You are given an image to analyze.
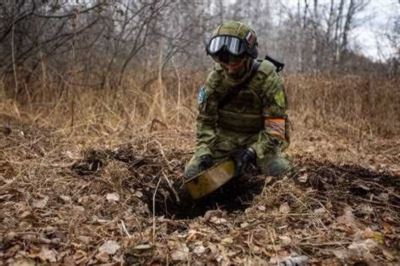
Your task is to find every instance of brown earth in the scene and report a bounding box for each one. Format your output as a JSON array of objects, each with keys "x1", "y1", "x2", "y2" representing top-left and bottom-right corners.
[{"x1": 1, "y1": 109, "x2": 399, "y2": 265}]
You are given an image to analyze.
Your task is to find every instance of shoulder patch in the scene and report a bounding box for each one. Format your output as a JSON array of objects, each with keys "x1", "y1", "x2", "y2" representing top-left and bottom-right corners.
[
  {"x1": 258, "y1": 60, "x2": 276, "y2": 76},
  {"x1": 274, "y1": 89, "x2": 285, "y2": 107},
  {"x1": 197, "y1": 86, "x2": 207, "y2": 104}
]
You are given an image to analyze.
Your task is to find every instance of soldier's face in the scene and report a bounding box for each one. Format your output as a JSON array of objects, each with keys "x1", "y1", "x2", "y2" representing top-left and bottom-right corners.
[
  {"x1": 221, "y1": 58, "x2": 246, "y2": 74},
  {"x1": 220, "y1": 56, "x2": 247, "y2": 75}
]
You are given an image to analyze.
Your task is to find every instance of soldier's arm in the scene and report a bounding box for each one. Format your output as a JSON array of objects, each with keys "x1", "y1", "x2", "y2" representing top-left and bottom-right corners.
[
  {"x1": 195, "y1": 72, "x2": 219, "y2": 157},
  {"x1": 249, "y1": 70, "x2": 290, "y2": 159}
]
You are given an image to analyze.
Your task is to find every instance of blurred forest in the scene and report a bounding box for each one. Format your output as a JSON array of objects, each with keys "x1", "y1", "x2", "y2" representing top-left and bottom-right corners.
[
  {"x1": 1, "y1": 1, "x2": 400, "y2": 265},
  {"x1": 0, "y1": 0, "x2": 399, "y2": 98}
]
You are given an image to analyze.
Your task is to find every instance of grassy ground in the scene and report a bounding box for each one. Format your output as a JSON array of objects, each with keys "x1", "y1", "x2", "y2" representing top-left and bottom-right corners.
[{"x1": 0, "y1": 74, "x2": 399, "y2": 265}]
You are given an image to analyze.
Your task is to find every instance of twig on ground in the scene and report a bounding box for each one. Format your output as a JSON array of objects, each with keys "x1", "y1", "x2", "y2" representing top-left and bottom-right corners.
[
  {"x1": 162, "y1": 171, "x2": 180, "y2": 203},
  {"x1": 152, "y1": 176, "x2": 162, "y2": 242},
  {"x1": 120, "y1": 219, "x2": 132, "y2": 238}
]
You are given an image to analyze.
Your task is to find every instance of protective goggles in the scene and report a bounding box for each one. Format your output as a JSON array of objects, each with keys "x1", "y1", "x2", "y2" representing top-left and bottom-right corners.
[{"x1": 206, "y1": 35, "x2": 247, "y2": 56}]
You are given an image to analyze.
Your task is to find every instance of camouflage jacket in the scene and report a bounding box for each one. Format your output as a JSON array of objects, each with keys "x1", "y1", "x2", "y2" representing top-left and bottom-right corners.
[{"x1": 195, "y1": 59, "x2": 290, "y2": 160}]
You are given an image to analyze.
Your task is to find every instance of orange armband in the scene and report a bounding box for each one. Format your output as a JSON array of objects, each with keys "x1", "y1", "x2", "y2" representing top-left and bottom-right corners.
[{"x1": 265, "y1": 117, "x2": 286, "y2": 140}]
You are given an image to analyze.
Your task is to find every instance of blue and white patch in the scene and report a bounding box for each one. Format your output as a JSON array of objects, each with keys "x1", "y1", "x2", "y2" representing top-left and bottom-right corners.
[{"x1": 197, "y1": 86, "x2": 207, "y2": 104}]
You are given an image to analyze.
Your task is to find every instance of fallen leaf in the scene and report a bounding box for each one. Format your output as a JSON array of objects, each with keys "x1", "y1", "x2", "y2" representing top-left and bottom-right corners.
[
  {"x1": 363, "y1": 228, "x2": 384, "y2": 245},
  {"x1": 279, "y1": 235, "x2": 292, "y2": 246},
  {"x1": 298, "y1": 173, "x2": 308, "y2": 183},
  {"x1": 71, "y1": 205, "x2": 85, "y2": 214},
  {"x1": 29, "y1": 246, "x2": 57, "y2": 263},
  {"x1": 193, "y1": 245, "x2": 206, "y2": 255},
  {"x1": 20, "y1": 211, "x2": 31, "y2": 218},
  {"x1": 314, "y1": 208, "x2": 326, "y2": 215},
  {"x1": 99, "y1": 240, "x2": 120, "y2": 255},
  {"x1": 270, "y1": 255, "x2": 308, "y2": 265},
  {"x1": 73, "y1": 250, "x2": 88, "y2": 264},
  {"x1": 38, "y1": 246, "x2": 57, "y2": 262},
  {"x1": 106, "y1": 192, "x2": 120, "y2": 202},
  {"x1": 257, "y1": 205, "x2": 266, "y2": 211},
  {"x1": 133, "y1": 244, "x2": 152, "y2": 250},
  {"x1": 65, "y1": 150, "x2": 80, "y2": 160},
  {"x1": 171, "y1": 243, "x2": 189, "y2": 261},
  {"x1": 210, "y1": 216, "x2": 227, "y2": 224},
  {"x1": 221, "y1": 237, "x2": 233, "y2": 245},
  {"x1": 359, "y1": 204, "x2": 374, "y2": 215},
  {"x1": 59, "y1": 195, "x2": 71, "y2": 203},
  {"x1": 203, "y1": 210, "x2": 223, "y2": 221},
  {"x1": 279, "y1": 202, "x2": 290, "y2": 214},
  {"x1": 32, "y1": 196, "x2": 48, "y2": 209},
  {"x1": 378, "y1": 193, "x2": 389, "y2": 201},
  {"x1": 77, "y1": 235, "x2": 91, "y2": 244},
  {"x1": 337, "y1": 206, "x2": 355, "y2": 227},
  {"x1": 134, "y1": 191, "x2": 143, "y2": 198},
  {"x1": 348, "y1": 239, "x2": 378, "y2": 258},
  {"x1": 332, "y1": 248, "x2": 348, "y2": 261},
  {"x1": 240, "y1": 222, "x2": 249, "y2": 228},
  {"x1": 95, "y1": 251, "x2": 109, "y2": 263}
]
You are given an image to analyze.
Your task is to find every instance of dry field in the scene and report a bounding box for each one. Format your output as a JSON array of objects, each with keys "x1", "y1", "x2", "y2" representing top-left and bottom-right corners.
[{"x1": 0, "y1": 74, "x2": 399, "y2": 265}]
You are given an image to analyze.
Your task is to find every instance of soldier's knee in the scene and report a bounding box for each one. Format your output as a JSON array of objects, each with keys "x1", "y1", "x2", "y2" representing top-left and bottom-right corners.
[{"x1": 259, "y1": 156, "x2": 292, "y2": 177}]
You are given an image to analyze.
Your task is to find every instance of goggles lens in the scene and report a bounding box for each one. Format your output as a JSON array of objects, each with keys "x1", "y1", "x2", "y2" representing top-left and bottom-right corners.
[{"x1": 207, "y1": 36, "x2": 246, "y2": 56}]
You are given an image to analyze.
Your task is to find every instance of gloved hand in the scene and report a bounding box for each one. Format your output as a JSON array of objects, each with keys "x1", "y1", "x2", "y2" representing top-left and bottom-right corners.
[
  {"x1": 198, "y1": 154, "x2": 214, "y2": 172},
  {"x1": 233, "y1": 148, "x2": 256, "y2": 177}
]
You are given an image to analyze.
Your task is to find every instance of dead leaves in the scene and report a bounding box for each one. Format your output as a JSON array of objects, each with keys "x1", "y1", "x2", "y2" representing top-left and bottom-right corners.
[
  {"x1": 270, "y1": 255, "x2": 309, "y2": 266},
  {"x1": 99, "y1": 240, "x2": 120, "y2": 255},
  {"x1": 106, "y1": 192, "x2": 120, "y2": 202},
  {"x1": 31, "y1": 196, "x2": 49, "y2": 209},
  {"x1": 30, "y1": 246, "x2": 58, "y2": 263},
  {"x1": 170, "y1": 242, "x2": 189, "y2": 261},
  {"x1": 279, "y1": 202, "x2": 291, "y2": 215},
  {"x1": 336, "y1": 206, "x2": 356, "y2": 228},
  {"x1": 94, "y1": 240, "x2": 121, "y2": 263},
  {"x1": 2, "y1": 125, "x2": 400, "y2": 265},
  {"x1": 333, "y1": 239, "x2": 379, "y2": 263}
]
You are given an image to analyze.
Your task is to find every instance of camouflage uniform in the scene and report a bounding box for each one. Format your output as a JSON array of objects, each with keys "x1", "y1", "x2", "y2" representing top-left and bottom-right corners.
[{"x1": 185, "y1": 21, "x2": 291, "y2": 178}]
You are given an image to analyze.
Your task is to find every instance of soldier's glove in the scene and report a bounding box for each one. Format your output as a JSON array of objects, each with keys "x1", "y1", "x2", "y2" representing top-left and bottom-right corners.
[
  {"x1": 233, "y1": 148, "x2": 256, "y2": 178},
  {"x1": 198, "y1": 154, "x2": 214, "y2": 172}
]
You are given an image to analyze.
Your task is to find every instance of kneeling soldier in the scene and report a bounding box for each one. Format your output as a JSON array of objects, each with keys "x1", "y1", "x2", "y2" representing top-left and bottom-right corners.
[{"x1": 185, "y1": 21, "x2": 292, "y2": 179}]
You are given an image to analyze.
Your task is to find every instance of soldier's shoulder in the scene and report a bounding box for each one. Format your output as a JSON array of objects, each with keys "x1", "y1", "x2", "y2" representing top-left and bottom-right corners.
[
  {"x1": 257, "y1": 59, "x2": 277, "y2": 77},
  {"x1": 205, "y1": 64, "x2": 224, "y2": 89}
]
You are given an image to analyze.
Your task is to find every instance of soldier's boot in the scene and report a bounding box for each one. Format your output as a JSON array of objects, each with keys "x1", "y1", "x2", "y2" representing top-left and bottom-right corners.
[{"x1": 257, "y1": 153, "x2": 292, "y2": 177}]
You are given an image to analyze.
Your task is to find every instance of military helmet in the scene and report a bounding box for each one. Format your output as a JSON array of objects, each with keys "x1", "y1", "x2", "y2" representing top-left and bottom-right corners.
[{"x1": 206, "y1": 21, "x2": 258, "y2": 61}]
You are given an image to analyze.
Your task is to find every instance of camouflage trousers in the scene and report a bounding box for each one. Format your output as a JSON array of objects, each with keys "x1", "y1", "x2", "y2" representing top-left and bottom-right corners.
[{"x1": 184, "y1": 149, "x2": 292, "y2": 179}]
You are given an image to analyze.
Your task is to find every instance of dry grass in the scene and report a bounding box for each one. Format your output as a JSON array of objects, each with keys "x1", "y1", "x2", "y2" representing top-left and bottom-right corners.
[
  {"x1": 0, "y1": 72, "x2": 399, "y2": 265},
  {"x1": 285, "y1": 74, "x2": 400, "y2": 137}
]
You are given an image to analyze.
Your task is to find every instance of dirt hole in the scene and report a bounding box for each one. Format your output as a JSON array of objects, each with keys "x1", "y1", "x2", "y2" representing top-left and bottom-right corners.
[
  {"x1": 140, "y1": 175, "x2": 267, "y2": 220},
  {"x1": 71, "y1": 146, "x2": 268, "y2": 220}
]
